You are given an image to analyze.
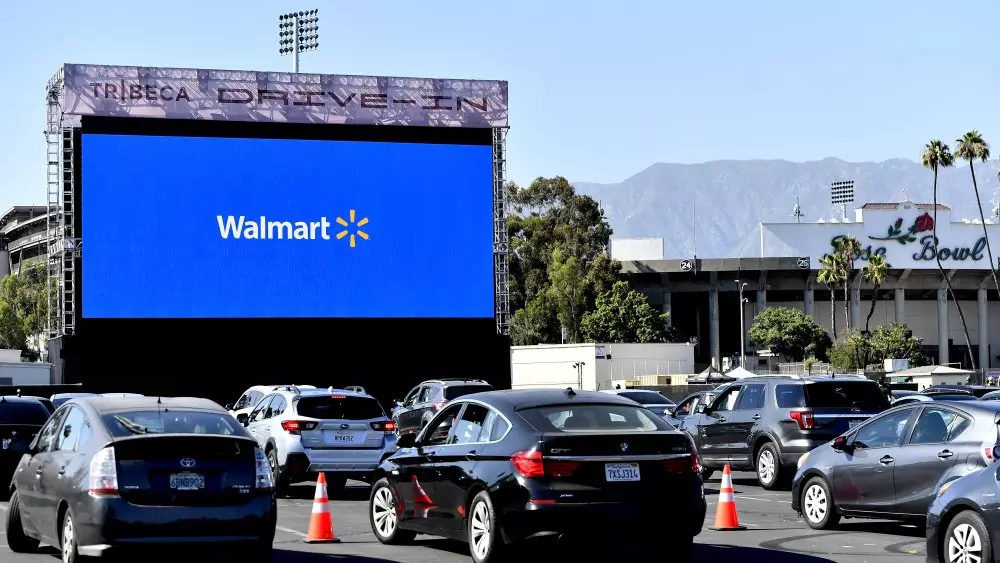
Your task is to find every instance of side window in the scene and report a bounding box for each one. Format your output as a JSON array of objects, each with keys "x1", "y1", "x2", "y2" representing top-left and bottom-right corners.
[
  {"x1": 249, "y1": 395, "x2": 276, "y2": 423},
  {"x1": 421, "y1": 404, "x2": 463, "y2": 446},
  {"x1": 675, "y1": 398, "x2": 696, "y2": 416},
  {"x1": 852, "y1": 408, "x2": 914, "y2": 449},
  {"x1": 234, "y1": 393, "x2": 250, "y2": 410},
  {"x1": 909, "y1": 407, "x2": 970, "y2": 445},
  {"x1": 403, "y1": 387, "x2": 422, "y2": 407},
  {"x1": 57, "y1": 407, "x2": 89, "y2": 452},
  {"x1": 736, "y1": 384, "x2": 766, "y2": 410},
  {"x1": 714, "y1": 387, "x2": 742, "y2": 412},
  {"x1": 33, "y1": 409, "x2": 67, "y2": 454},
  {"x1": 450, "y1": 404, "x2": 490, "y2": 445},
  {"x1": 490, "y1": 414, "x2": 511, "y2": 441},
  {"x1": 775, "y1": 385, "x2": 806, "y2": 408},
  {"x1": 271, "y1": 397, "x2": 288, "y2": 418},
  {"x1": 427, "y1": 386, "x2": 445, "y2": 402}
]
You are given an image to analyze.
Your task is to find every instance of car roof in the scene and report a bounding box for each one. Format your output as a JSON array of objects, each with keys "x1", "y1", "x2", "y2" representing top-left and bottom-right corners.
[
  {"x1": 77, "y1": 396, "x2": 226, "y2": 413},
  {"x1": 51, "y1": 392, "x2": 97, "y2": 399},
  {"x1": 425, "y1": 379, "x2": 491, "y2": 386},
  {"x1": 294, "y1": 388, "x2": 373, "y2": 399},
  {"x1": 458, "y1": 388, "x2": 638, "y2": 411},
  {"x1": 0, "y1": 396, "x2": 48, "y2": 405}
]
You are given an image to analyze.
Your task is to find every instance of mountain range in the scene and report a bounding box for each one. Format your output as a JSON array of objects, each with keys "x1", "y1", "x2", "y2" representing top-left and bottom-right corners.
[{"x1": 573, "y1": 158, "x2": 1000, "y2": 259}]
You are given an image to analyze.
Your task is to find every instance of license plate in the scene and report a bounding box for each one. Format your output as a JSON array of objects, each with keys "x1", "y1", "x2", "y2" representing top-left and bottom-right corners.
[
  {"x1": 605, "y1": 463, "x2": 641, "y2": 482},
  {"x1": 326, "y1": 431, "x2": 357, "y2": 444},
  {"x1": 848, "y1": 420, "x2": 862, "y2": 429},
  {"x1": 169, "y1": 473, "x2": 205, "y2": 491},
  {"x1": 1, "y1": 439, "x2": 9, "y2": 450}
]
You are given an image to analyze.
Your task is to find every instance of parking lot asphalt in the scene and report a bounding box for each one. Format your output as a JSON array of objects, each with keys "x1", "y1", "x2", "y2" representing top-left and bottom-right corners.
[{"x1": 0, "y1": 472, "x2": 929, "y2": 563}]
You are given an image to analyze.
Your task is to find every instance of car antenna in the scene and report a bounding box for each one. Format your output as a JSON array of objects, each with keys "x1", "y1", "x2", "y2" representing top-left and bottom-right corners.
[
  {"x1": 565, "y1": 387, "x2": 576, "y2": 397},
  {"x1": 15, "y1": 389, "x2": 21, "y2": 398}
]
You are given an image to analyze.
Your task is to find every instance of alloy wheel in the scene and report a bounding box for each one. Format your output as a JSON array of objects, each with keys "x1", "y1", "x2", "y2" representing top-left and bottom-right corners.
[
  {"x1": 948, "y1": 523, "x2": 983, "y2": 563},
  {"x1": 372, "y1": 487, "x2": 398, "y2": 537},
  {"x1": 61, "y1": 514, "x2": 74, "y2": 563},
  {"x1": 757, "y1": 449, "x2": 776, "y2": 484},
  {"x1": 803, "y1": 484, "x2": 827, "y2": 524},
  {"x1": 470, "y1": 501, "x2": 492, "y2": 560}
]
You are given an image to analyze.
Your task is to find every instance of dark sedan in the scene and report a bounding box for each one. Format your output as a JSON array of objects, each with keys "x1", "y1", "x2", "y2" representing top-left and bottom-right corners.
[
  {"x1": 368, "y1": 388, "x2": 706, "y2": 563},
  {"x1": 926, "y1": 456, "x2": 1000, "y2": 563},
  {"x1": 5, "y1": 396, "x2": 277, "y2": 562},
  {"x1": 0, "y1": 397, "x2": 51, "y2": 499},
  {"x1": 792, "y1": 400, "x2": 1000, "y2": 530}
]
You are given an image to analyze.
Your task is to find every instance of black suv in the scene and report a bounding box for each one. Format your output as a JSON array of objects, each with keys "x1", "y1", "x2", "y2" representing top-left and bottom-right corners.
[
  {"x1": 677, "y1": 375, "x2": 889, "y2": 489},
  {"x1": 392, "y1": 379, "x2": 493, "y2": 435}
]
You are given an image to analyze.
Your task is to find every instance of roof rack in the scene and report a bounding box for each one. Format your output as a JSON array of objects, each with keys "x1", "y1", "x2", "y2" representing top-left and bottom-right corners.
[
  {"x1": 343, "y1": 385, "x2": 367, "y2": 394},
  {"x1": 276, "y1": 385, "x2": 304, "y2": 394},
  {"x1": 435, "y1": 378, "x2": 489, "y2": 384}
]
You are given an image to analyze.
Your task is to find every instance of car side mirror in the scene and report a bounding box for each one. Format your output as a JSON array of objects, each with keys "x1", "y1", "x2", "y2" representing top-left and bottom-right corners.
[
  {"x1": 396, "y1": 432, "x2": 418, "y2": 449},
  {"x1": 393, "y1": 400, "x2": 403, "y2": 408},
  {"x1": 832, "y1": 436, "x2": 852, "y2": 451},
  {"x1": 224, "y1": 403, "x2": 235, "y2": 411},
  {"x1": 63, "y1": 426, "x2": 72, "y2": 438},
  {"x1": 236, "y1": 413, "x2": 249, "y2": 426}
]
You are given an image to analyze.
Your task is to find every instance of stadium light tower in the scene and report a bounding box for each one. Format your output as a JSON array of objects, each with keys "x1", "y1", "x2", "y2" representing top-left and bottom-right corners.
[{"x1": 278, "y1": 10, "x2": 319, "y2": 73}]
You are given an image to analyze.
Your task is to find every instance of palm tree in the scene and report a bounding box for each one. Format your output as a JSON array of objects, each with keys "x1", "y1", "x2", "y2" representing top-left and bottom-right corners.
[
  {"x1": 956, "y1": 131, "x2": 1000, "y2": 293},
  {"x1": 861, "y1": 254, "x2": 891, "y2": 332},
  {"x1": 835, "y1": 236, "x2": 863, "y2": 330},
  {"x1": 818, "y1": 253, "x2": 844, "y2": 337},
  {"x1": 922, "y1": 140, "x2": 976, "y2": 368}
]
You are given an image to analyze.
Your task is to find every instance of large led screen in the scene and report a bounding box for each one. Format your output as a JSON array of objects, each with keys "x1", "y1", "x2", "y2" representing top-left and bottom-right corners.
[{"x1": 81, "y1": 133, "x2": 495, "y2": 319}]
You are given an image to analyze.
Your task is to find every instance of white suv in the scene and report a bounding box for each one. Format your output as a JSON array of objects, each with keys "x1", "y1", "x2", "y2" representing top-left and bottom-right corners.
[
  {"x1": 226, "y1": 384, "x2": 316, "y2": 421},
  {"x1": 238, "y1": 387, "x2": 397, "y2": 495}
]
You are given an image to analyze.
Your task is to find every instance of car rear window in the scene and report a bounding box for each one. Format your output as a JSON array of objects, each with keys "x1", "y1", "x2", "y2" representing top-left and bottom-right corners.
[
  {"x1": 618, "y1": 391, "x2": 674, "y2": 405},
  {"x1": 295, "y1": 396, "x2": 385, "y2": 420},
  {"x1": 775, "y1": 382, "x2": 889, "y2": 409},
  {"x1": 0, "y1": 402, "x2": 49, "y2": 425},
  {"x1": 518, "y1": 403, "x2": 672, "y2": 433},
  {"x1": 102, "y1": 410, "x2": 242, "y2": 437},
  {"x1": 443, "y1": 385, "x2": 492, "y2": 400}
]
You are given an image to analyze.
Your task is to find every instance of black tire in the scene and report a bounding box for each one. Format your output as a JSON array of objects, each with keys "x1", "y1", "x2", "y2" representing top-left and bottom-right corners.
[
  {"x1": 267, "y1": 449, "x2": 289, "y2": 498},
  {"x1": 242, "y1": 541, "x2": 275, "y2": 563},
  {"x1": 700, "y1": 467, "x2": 715, "y2": 481},
  {"x1": 369, "y1": 478, "x2": 416, "y2": 545},
  {"x1": 755, "y1": 442, "x2": 782, "y2": 490},
  {"x1": 468, "y1": 491, "x2": 508, "y2": 563},
  {"x1": 800, "y1": 476, "x2": 840, "y2": 530},
  {"x1": 943, "y1": 511, "x2": 992, "y2": 563},
  {"x1": 60, "y1": 509, "x2": 80, "y2": 563},
  {"x1": 324, "y1": 474, "x2": 348, "y2": 493},
  {"x1": 5, "y1": 491, "x2": 39, "y2": 553}
]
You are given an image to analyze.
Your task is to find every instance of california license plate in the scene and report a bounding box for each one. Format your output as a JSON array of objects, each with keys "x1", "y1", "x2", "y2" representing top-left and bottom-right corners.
[
  {"x1": 848, "y1": 420, "x2": 862, "y2": 429},
  {"x1": 169, "y1": 472, "x2": 205, "y2": 491},
  {"x1": 325, "y1": 431, "x2": 357, "y2": 445},
  {"x1": 605, "y1": 463, "x2": 641, "y2": 482}
]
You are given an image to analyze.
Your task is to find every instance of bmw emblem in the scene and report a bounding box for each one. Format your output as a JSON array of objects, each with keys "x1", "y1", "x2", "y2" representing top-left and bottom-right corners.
[{"x1": 620, "y1": 443, "x2": 629, "y2": 453}]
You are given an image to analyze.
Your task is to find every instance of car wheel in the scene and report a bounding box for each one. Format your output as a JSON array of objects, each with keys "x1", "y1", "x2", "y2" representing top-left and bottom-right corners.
[
  {"x1": 324, "y1": 474, "x2": 348, "y2": 493},
  {"x1": 945, "y1": 511, "x2": 992, "y2": 563},
  {"x1": 267, "y1": 449, "x2": 288, "y2": 497},
  {"x1": 243, "y1": 541, "x2": 275, "y2": 563},
  {"x1": 756, "y1": 443, "x2": 781, "y2": 490},
  {"x1": 469, "y1": 491, "x2": 507, "y2": 563},
  {"x1": 801, "y1": 477, "x2": 840, "y2": 530},
  {"x1": 60, "y1": 510, "x2": 80, "y2": 563},
  {"x1": 5, "y1": 491, "x2": 40, "y2": 553},
  {"x1": 369, "y1": 478, "x2": 416, "y2": 545}
]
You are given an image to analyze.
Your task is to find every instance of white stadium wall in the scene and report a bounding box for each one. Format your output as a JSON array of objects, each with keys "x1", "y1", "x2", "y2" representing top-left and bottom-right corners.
[{"x1": 610, "y1": 238, "x2": 665, "y2": 261}]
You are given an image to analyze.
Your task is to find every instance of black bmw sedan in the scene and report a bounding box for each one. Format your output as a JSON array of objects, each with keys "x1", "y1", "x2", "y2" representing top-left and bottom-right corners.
[
  {"x1": 792, "y1": 400, "x2": 1000, "y2": 530},
  {"x1": 368, "y1": 388, "x2": 706, "y2": 563},
  {"x1": 5, "y1": 396, "x2": 277, "y2": 562}
]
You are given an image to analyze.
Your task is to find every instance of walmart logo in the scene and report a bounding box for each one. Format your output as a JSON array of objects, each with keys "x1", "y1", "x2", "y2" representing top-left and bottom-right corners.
[{"x1": 336, "y1": 209, "x2": 369, "y2": 248}]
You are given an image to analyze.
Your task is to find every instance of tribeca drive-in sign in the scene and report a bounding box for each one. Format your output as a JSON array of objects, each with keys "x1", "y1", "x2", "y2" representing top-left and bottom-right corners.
[{"x1": 831, "y1": 212, "x2": 989, "y2": 264}]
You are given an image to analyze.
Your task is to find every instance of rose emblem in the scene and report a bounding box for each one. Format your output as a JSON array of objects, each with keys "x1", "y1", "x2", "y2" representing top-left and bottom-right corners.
[{"x1": 914, "y1": 212, "x2": 934, "y2": 233}]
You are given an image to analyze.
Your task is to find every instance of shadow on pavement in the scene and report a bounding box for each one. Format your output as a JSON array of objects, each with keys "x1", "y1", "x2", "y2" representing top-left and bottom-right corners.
[
  {"x1": 835, "y1": 519, "x2": 925, "y2": 538},
  {"x1": 284, "y1": 483, "x2": 371, "y2": 502},
  {"x1": 695, "y1": 544, "x2": 836, "y2": 562}
]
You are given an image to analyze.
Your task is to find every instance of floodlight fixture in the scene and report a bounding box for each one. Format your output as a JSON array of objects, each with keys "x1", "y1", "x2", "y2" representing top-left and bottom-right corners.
[
  {"x1": 830, "y1": 180, "x2": 855, "y2": 221},
  {"x1": 278, "y1": 9, "x2": 319, "y2": 72}
]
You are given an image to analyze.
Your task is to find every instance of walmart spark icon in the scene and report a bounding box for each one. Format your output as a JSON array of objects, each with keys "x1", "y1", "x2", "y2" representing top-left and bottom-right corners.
[{"x1": 336, "y1": 209, "x2": 369, "y2": 248}]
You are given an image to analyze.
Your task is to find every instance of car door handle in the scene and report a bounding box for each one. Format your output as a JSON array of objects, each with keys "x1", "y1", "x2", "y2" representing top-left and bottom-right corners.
[
  {"x1": 938, "y1": 450, "x2": 954, "y2": 459},
  {"x1": 879, "y1": 455, "x2": 894, "y2": 465},
  {"x1": 57, "y1": 468, "x2": 66, "y2": 476},
  {"x1": 751, "y1": 414, "x2": 761, "y2": 420},
  {"x1": 717, "y1": 417, "x2": 727, "y2": 423},
  {"x1": 466, "y1": 450, "x2": 478, "y2": 460}
]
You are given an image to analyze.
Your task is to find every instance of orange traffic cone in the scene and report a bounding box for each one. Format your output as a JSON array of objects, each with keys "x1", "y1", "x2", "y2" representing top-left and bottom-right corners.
[
  {"x1": 708, "y1": 464, "x2": 746, "y2": 531},
  {"x1": 304, "y1": 473, "x2": 341, "y2": 543}
]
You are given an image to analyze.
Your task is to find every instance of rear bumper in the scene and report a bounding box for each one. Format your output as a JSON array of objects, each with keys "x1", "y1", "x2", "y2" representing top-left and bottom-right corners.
[{"x1": 74, "y1": 494, "x2": 277, "y2": 555}]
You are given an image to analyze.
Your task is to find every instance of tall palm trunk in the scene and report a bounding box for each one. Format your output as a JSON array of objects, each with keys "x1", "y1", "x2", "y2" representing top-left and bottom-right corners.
[
  {"x1": 865, "y1": 284, "x2": 879, "y2": 333},
  {"x1": 843, "y1": 277, "x2": 851, "y2": 333},
  {"x1": 933, "y1": 167, "x2": 976, "y2": 368},
  {"x1": 969, "y1": 161, "x2": 1000, "y2": 292},
  {"x1": 829, "y1": 285, "x2": 838, "y2": 337}
]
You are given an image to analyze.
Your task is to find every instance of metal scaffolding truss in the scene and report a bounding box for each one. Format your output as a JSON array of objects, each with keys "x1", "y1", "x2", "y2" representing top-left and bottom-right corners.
[
  {"x1": 492, "y1": 127, "x2": 510, "y2": 336},
  {"x1": 44, "y1": 71, "x2": 79, "y2": 337}
]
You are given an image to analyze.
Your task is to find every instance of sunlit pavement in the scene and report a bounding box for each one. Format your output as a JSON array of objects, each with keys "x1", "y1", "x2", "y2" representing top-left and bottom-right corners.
[{"x1": 0, "y1": 473, "x2": 928, "y2": 562}]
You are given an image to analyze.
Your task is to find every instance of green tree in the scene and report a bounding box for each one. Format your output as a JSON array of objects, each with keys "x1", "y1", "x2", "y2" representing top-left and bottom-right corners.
[
  {"x1": 817, "y1": 253, "x2": 845, "y2": 337},
  {"x1": 580, "y1": 281, "x2": 680, "y2": 343},
  {"x1": 508, "y1": 177, "x2": 620, "y2": 344},
  {"x1": 922, "y1": 139, "x2": 976, "y2": 368},
  {"x1": 0, "y1": 263, "x2": 54, "y2": 360},
  {"x1": 748, "y1": 306, "x2": 832, "y2": 362},
  {"x1": 861, "y1": 253, "x2": 891, "y2": 332},
  {"x1": 955, "y1": 131, "x2": 999, "y2": 293},
  {"x1": 828, "y1": 323, "x2": 927, "y2": 371},
  {"x1": 833, "y1": 236, "x2": 862, "y2": 330}
]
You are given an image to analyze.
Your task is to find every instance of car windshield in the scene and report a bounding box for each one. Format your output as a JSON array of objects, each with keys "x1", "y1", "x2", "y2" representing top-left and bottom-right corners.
[
  {"x1": 102, "y1": 410, "x2": 241, "y2": 437},
  {"x1": 618, "y1": 391, "x2": 674, "y2": 405},
  {"x1": 518, "y1": 403, "x2": 672, "y2": 433},
  {"x1": 443, "y1": 385, "x2": 492, "y2": 400},
  {"x1": 295, "y1": 395, "x2": 385, "y2": 420},
  {"x1": 0, "y1": 402, "x2": 49, "y2": 425},
  {"x1": 776, "y1": 382, "x2": 889, "y2": 409}
]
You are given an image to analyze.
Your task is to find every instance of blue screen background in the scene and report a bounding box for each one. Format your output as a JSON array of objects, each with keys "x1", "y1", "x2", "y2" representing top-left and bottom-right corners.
[{"x1": 81, "y1": 134, "x2": 494, "y2": 318}]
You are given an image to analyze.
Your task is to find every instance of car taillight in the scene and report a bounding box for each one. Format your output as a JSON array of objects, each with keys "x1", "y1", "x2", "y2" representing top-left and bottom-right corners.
[
  {"x1": 433, "y1": 400, "x2": 447, "y2": 410},
  {"x1": 254, "y1": 447, "x2": 274, "y2": 491},
  {"x1": 790, "y1": 410, "x2": 815, "y2": 430},
  {"x1": 281, "y1": 420, "x2": 318, "y2": 434},
  {"x1": 511, "y1": 449, "x2": 581, "y2": 478},
  {"x1": 89, "y1": 447, "x2": 119, "y2": 495},
  {"x1": 663, "y1": 451, "x2": 702, "y2": 474},
  {"x1": 371, "y1": 420, "x2": 396, "y2": 433},
  {"x1": 982, "y1": 443, "x2": 1000, "y2": 463}
]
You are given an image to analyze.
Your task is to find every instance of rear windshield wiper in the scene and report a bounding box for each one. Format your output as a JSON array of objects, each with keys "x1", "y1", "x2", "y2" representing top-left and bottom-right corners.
[{"x1": 113, "y1": 415, "x2": 150, "y2": 435}]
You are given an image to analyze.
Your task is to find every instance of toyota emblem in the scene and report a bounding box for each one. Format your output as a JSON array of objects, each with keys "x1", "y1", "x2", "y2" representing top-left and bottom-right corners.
[
  {"x1": 179, "y1": 458, "x2": 196, "y2": 469},
  {"x1": 620, "y1": 443, "x2": 629, "y2": 453}
]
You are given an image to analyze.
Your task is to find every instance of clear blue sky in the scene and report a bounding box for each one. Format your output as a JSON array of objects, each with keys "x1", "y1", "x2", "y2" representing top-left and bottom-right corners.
[{"x1": 1, "y1": 1, "x2": 997, "y2": 209}]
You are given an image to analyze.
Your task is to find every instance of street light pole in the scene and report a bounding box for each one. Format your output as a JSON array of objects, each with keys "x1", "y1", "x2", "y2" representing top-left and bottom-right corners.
[
  {"x1": 736, "y1": 280, "x2": 748, "y2": 368},
  {"x1": 278, "y1": 10, "x2": 319, "y2": 73}
]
